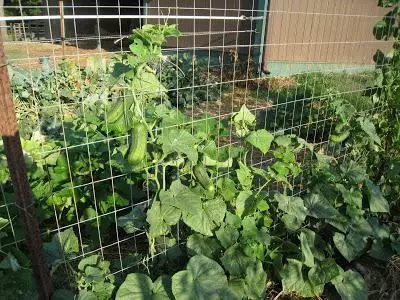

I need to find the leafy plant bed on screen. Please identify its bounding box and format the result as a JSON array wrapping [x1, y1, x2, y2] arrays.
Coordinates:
[[0, 9, 400, 300]]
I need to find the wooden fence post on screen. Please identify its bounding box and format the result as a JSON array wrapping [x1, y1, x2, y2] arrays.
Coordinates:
[[0, 35, 53, 299]]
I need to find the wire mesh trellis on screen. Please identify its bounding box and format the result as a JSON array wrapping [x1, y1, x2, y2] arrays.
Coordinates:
[[0, 0, 393, 298]]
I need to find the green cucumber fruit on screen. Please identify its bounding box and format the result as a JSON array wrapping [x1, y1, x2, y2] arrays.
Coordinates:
[[329, 130, 350, 143], [126, 122, 148, 166], [107, 98, 134, 124], [193, 164, 215, 192]]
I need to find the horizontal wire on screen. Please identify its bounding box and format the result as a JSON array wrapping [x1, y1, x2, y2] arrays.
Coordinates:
[[0, 14, 262, 22], [2, 30, 257, 45], [2, 7, 394, 19], [2, 5, 266, 13], [4, 38, 391, 49]]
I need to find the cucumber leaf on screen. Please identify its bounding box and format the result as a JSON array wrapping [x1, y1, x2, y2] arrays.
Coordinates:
[[172, 255, 233, 300]]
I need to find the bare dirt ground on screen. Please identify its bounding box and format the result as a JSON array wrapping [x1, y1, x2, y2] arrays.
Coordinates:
[[188, 87, 272, 119], [4, 41, 109, 69]]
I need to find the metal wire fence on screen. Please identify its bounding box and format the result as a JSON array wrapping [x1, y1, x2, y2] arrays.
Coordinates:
[[0, 0, 393, 297]]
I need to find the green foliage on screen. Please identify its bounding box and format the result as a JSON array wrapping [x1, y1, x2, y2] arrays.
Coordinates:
[[171, 255, 233, 300], [116, 274, 172, 300], [1, 16, 400, 299], [4, 0, 41, 17], [75, 255, 115, 300], [161, 53, 221, 106]]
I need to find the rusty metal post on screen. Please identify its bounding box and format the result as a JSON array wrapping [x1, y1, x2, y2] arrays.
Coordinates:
[[0, 36, 53, 299]]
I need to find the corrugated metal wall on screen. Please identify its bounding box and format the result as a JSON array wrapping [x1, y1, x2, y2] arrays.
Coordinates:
[[264, 0, 392, 70]]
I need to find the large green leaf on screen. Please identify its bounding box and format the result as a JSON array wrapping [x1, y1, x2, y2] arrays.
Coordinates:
[[172, 255, 233, 300], [216, 225, 239, 249], [160, 180, 202, 213], [0, 268, 38, 300], [332, 270, 367, 300], [187, 234, 221, 258], [146, 201, 180, 238], [275, 193, 307, 231], [117, 206, 145, 234], [340, 161, 367, 184], [0, 253, 20, 271], [304, 193, 338, 219], [159, 129, 198, 164], [43, 228, 79, 272], [245, 129, 274, 154], [232, 105, 256, 137], [300, 229, 318, 267], [358, 117, 381, 145], [92, 282, 115, 300], [368, 217, 393, 261], [182, 197, 226, 236], [236, 162, 253, 190], [221, 244, 256, 277], [308, 259, 340, 288], [131, 72, 167, 101], [245, 261, 267, 299], [333, 232, 366, 262], [280, 259, 320, 297], [217, 177, 238, 203], [336, 184, 362, 209], [116, 273, 172, 300], [77, 291, 97, 300], [365, 179, 389, 212], [235, 190, 256, 218], [228, 278, 247, 300]]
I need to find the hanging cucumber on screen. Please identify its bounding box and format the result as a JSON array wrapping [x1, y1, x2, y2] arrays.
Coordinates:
[[329, 130, 350, 144], [126, 122, 148, 167], [106, 97, 134, 124], [193, 164, 215, 192]]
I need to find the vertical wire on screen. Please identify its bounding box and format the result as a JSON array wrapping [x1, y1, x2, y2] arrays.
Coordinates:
[[190, 0, 196, 135], [257, 4, 273, 176], [325, 1, 344, 158], [215, 0, 228, 187], [204, 0, 212, 126], [128, 2, 139, 256], [117, 0, 124, 53], [175, 0, 181, 246], [271, 3, 287, 135], [227, 0, 243, 174], [45, 0, 54, 45], [245, 0, 257, 167], [109, 0, 125, 271]]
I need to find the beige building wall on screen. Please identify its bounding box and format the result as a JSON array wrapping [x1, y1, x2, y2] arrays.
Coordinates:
[[264, 0, 392, 68]]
